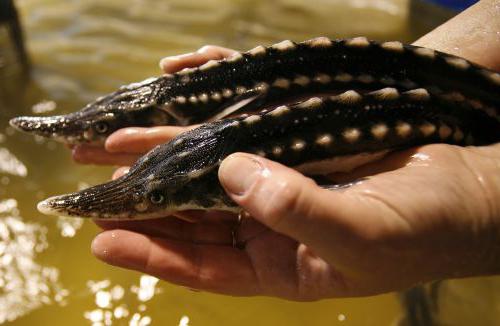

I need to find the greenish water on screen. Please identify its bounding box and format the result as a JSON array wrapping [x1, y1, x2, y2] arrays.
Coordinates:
[[1, 0, 499, 325]]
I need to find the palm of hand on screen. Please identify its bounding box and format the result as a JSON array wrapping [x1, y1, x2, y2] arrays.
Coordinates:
[[92, 143, 500, 299]]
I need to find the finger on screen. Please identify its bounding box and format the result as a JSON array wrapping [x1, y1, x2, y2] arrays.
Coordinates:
[[112, 166, 130, 180], [159, 45, 237, 73], [91, 229, 259, 295], [94, 213, 235, 245], [105, 126, 194, 154], [218, 153, 372, 248], [72, 145, 139, 166]]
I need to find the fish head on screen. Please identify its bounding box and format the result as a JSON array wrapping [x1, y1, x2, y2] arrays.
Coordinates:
[[37, 120, 240, 219], [10, 77, 176, 144]]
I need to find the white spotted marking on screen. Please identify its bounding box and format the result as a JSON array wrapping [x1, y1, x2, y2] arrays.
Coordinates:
[[291, 139, 306, 151], [247, 45, 267, 56], [298, 97, 323, 109], [334, 73, 353, 82], [345, 37, 370, 48], [273, 78, 291, 89], [396, 122, 412, 138], [236, 86, 247, 95], [293, 75, 311, 86], [244, 115, 261, 124], [189, 95, 198, 104], [222, 89, 233, 98], [381, 41, 404, 52], [227, 52, 244, 63], [199, 60, 220, 71], [175, 96, 187, 104], [270, 105, 290, 117], [315, 134, 333, 146], [306, 37, 332, 48], [404, 88, 430, 101], [255, 82, 270, 92], [334, 90, 363, 104], [453, 128, 464, 142], [199, 93, 209, 103], [439, 124, 452, 139], [419, 123, 436, 137], [211, 92, 222, 101], [271, 40, 296, 51], [413, 47, 436, 59], [228, 121, 240, 128], [371, 124, 388, 140], [272, 146, 283, 156], [445, 57, 470, 70], [313, 73, 332, 84], [343, 128, 361, 143], [370, 87, 399, 101], [177, 151, 190, 158], [180, 75, 190, 83]]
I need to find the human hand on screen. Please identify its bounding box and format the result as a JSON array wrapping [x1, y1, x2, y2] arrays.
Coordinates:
[[90, 1, 500, 299], [91, 143, 500, 299]]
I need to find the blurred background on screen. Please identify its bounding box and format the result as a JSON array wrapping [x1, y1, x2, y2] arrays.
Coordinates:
[[1, 0, 500, 325]]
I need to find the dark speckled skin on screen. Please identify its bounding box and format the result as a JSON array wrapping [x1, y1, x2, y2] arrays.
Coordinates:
[[10, 37, 500, 144], [38, 86, 500, 219]]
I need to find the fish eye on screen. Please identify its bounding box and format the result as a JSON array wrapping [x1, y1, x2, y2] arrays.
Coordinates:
[[94, 121, 109, 134], [149, 191, 165, 205]]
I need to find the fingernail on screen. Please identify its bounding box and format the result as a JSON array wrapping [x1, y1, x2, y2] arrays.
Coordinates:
[[219, 155, 262, 195]]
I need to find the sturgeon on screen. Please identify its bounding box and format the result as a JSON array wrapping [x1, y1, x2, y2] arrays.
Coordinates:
[[9, 37, 500, 144], [37, 86, 500, 219], [7, 37, 498, 218]]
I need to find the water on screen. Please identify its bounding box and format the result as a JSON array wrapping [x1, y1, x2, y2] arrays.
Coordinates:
[[1, 0, 499, 325]]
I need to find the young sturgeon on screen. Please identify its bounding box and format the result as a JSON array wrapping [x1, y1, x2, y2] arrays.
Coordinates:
[[37, 87, 500, 219], [10, 37, 500, 144]]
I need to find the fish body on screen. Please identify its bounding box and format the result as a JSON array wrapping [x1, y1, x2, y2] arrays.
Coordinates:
[[37, 86, 500, 219], [10, 37, 500, 144]]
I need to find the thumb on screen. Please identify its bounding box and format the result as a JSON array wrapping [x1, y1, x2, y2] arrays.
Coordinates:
[[218, 153, 361, 245]]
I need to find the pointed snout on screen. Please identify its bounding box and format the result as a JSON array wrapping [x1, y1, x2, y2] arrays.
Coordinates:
[[10, 115, 67, 138], [9, 115, 90, 144], [36, 176, 151, 219]]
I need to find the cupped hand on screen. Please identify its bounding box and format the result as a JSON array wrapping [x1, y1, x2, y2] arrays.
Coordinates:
[[87, 1, 500, 300], [92, 143, 500, 299]]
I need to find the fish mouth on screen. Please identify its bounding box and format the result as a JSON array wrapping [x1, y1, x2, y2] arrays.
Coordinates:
[[36, 176, 159, 220]]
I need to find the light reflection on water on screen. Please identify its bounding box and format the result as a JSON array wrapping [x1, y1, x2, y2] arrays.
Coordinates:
[[0, 199, 67, 323], [84, 275, 161, 326]]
